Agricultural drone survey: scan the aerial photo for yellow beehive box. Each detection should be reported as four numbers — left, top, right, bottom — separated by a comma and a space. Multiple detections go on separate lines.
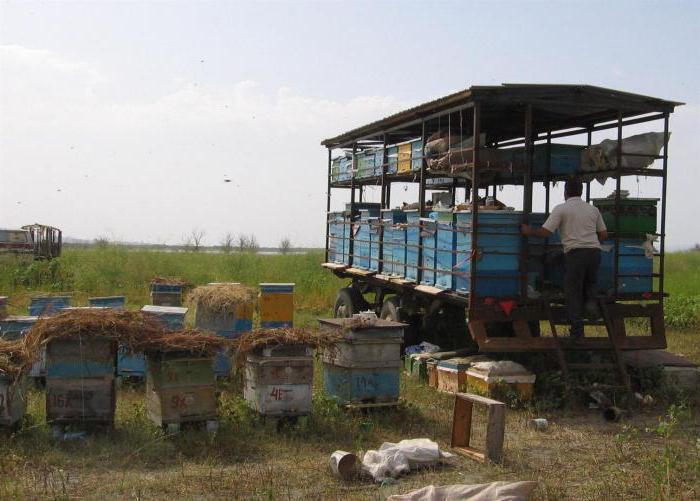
436, 355, 491, 393
466, 360, 536, 401
426, 359, 439, 388
398, 143, 412, 173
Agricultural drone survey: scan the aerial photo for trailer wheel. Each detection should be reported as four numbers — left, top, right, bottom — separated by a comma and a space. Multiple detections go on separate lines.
334, 287, 368, 318
379, 296, 401, 321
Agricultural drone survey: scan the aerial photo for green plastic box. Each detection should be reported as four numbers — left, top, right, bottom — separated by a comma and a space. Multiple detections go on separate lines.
592, 198, 658, 235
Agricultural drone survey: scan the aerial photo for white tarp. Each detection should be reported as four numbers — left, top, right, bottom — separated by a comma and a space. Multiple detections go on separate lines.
387, 481, 538, 501
361, 438, 452, 482
582, 132, 669, 176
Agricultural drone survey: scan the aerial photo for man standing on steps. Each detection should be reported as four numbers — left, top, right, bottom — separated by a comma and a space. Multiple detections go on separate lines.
521, 176, 608, 339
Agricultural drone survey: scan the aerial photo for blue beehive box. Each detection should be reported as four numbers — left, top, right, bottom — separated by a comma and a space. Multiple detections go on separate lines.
599, 239, 653, 293
331, 155, 353, 182
0, 316, 37, 341
410, 139, 423, 172
88, 296, 126, 309
514, 144, 586, 177
328, 212, 347, 264
319, 318, 404, 406
141, 305, 187, 330
453, 211, 523, 297
28, 296, 70, 317
353, 207, 381, 270
88, 298, 144, 378
387, 146, 398, 174
420, 215, 438, 286
404, 210, 421, 281
381, 209, 407, 276
434, 211, 455, 289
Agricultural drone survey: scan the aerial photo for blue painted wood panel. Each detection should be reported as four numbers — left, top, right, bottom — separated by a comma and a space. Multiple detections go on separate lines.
323, 363, 400, 405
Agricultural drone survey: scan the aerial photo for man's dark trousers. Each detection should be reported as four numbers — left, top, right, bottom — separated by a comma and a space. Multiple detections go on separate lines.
564, 248, 601, 338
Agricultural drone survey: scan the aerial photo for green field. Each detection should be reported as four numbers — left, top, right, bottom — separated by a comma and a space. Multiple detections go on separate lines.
1, 247, 699, 499
2, 246, 700, 326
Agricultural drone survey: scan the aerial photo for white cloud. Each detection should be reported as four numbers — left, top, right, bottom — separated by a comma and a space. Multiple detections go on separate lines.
0, 45, 405, 247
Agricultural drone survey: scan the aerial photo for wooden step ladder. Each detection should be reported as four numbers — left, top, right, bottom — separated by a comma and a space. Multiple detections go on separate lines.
543, 299, 631, 391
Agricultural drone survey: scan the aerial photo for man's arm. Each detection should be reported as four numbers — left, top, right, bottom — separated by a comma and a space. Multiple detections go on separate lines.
522, 207, 559, 238
595, 209, 608, 242
521, 224, 552, 238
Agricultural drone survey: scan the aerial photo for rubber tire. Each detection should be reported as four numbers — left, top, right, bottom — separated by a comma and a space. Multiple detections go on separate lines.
380, 296, 401, 321
334, 287, 369, 318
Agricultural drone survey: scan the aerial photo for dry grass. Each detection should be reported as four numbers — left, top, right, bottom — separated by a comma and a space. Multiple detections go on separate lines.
232, 327, 342, 366
0, 337, 31, 378
0, 353, 698, 500
187, 283, 257, 313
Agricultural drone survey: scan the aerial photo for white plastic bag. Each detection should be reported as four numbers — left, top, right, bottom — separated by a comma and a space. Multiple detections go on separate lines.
361, 438, 449, 482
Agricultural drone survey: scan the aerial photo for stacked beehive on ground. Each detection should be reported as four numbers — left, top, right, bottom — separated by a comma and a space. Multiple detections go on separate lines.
319, 318, 404, 408
44, 307, 118, 434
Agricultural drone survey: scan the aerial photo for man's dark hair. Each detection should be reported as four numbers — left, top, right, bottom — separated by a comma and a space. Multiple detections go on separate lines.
565, 176, 583, 198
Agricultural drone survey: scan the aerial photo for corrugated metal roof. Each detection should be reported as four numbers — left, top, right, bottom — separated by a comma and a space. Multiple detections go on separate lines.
321, 84, 683, 148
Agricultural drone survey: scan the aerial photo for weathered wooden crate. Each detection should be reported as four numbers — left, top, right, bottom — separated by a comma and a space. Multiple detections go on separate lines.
0, 374, 28, 428
145, 351, 217, 430
243, 348, 313, 417
45, 337, 117, 427
259, 283, 294, 329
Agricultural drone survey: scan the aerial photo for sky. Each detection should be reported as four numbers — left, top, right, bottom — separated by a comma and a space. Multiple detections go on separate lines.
1, 0, 698, 249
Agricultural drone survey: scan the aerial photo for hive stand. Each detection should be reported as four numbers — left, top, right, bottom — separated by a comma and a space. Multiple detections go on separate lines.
451, 392, 505, 463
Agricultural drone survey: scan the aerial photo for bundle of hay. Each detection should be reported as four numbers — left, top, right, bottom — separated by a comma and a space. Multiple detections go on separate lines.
188, 283, 257, 314
233, 327, 343, 366
25, 309, 230, 357
0, 338, 35, 379
150, 276, 190, 286
138, 329, 230, 355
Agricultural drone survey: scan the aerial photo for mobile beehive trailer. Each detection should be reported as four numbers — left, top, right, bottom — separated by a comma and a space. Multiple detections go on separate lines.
321, 84, 682, 388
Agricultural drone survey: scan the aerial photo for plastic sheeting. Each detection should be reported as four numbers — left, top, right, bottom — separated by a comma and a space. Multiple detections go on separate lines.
405, 341, 441, 355
361, 438, 453, 482
387, 481, 538, 501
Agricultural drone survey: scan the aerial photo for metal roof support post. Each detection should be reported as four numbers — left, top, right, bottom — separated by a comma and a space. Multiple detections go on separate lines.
379, 134, 388, 274
613, 112, 623, 298
417, 119, 427, 284
469, 103, 481, 313
545, 131, 551, 215
325, 148, 332, 262
542, 130, 552, 284
349, 143, 357, 267
521, 105, 534, 299
586, 128, 592, 201
659, 112, 670, 300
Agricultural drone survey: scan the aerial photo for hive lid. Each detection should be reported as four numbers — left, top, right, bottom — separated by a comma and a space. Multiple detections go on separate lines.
437, 355, 491, 370
0, 315, 38, 323
466, 360, 536, 383
319, 318, 407, 330
141, 305, 188, 315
